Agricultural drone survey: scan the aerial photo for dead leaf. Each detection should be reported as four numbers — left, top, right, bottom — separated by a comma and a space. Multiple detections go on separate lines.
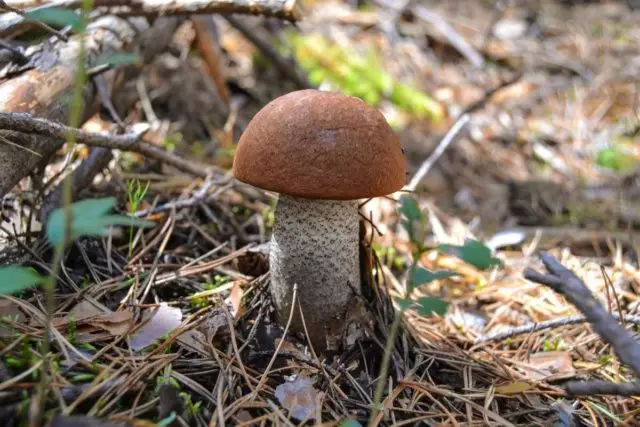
519, 351, 575, 380
198, 309, 229, 343
275, 375, 318, 422
176, 329, 208, 356
225, 280, 244, 319
69, 300, 103, 317
27, 300, 134, 343
87, 310, 134, 336
129, 304, 183, 351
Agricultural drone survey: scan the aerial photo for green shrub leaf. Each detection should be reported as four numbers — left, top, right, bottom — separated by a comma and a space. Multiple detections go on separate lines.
0, 266, 46, 296
438, 240, 502, 270
95, 53, 141, 67
414, 296, 449, 317
410, 267, 457, 291
399, 195, 422, 221
25, 7, 82, 31
395, 296, 448, 317
46, 197, 155, 247
395, 297, 414, 312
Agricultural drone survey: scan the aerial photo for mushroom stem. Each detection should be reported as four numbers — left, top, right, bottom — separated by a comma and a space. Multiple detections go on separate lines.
269, 194, 361, 350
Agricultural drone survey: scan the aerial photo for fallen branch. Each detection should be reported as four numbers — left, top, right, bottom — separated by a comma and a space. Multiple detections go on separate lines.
192, 15, 230, 105
133, 175, 232, 218
564, 380, 640, 397
406, 71, 522, 192
4, 0, 300, 21
0, 14, 189, 198
0, 15, 148, 197
524, 252, 640, 379
0, 0, 68, 40
374, 0, 484, 68
0, 113, 215, 179
474, 314, 640, 345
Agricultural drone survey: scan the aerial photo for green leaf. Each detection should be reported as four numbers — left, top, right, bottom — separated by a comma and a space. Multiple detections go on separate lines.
399, 195, 422, 221
437, 240, 502, 270
413, 296, 449, 317
95, 53, 141, 67
339, 420, 362, 427
25, 7, 82, 31
595, 146, 637, 173
411, 268, 457, 287
400, 218, 413, 235
46, 197, 156, 247
395, 297, 414, 312
157, 411, 177, 427
0, 266, 46, 296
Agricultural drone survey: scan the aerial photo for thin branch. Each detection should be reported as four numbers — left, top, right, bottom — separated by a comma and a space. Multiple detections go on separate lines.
524, 251, 640, 378
0, 0, 69, 41
133, 177, 233, 218
406, 71, 523, 192
0, 39, 29, 64
4, 0, 301, 21
474, 314, 640, 345
405, 114, 470, 193
0, 112, 215, 179
563, 380, 640, 397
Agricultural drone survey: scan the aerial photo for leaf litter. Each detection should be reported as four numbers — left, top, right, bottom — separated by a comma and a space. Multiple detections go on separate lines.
1, 0, 640, 426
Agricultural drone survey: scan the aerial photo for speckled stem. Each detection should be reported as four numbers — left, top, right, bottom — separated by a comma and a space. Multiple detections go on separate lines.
269, 194, 361, 351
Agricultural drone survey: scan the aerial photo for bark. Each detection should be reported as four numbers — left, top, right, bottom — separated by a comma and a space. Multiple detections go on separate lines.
3, 0, 300, 21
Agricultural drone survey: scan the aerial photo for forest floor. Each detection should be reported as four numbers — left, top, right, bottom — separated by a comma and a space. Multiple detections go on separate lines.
1, 0, 640, 426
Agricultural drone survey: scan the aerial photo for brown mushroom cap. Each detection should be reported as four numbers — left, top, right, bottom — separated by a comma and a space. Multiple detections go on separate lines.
232, 89, 406, 200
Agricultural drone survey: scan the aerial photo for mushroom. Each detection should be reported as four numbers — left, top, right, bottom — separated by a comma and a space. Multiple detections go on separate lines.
232, 89, 405, 351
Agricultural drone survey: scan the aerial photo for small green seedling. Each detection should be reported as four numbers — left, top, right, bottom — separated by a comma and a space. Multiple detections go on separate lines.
126, 179, 151, 255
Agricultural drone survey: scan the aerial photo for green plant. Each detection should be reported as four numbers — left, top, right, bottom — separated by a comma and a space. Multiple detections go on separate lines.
595, 142, 637, 173
285, 32, 444, 125
126, 179, 151, 256
66, 313, 77, 345
369, 195, 503, 425
369, 195, 454, 424
180, 391, 202, 417
542, 336, 566, 352
162, 133, 182, 153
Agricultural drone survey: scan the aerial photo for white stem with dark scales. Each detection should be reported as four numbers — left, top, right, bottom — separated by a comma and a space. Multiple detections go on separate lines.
269, 194, 361, 350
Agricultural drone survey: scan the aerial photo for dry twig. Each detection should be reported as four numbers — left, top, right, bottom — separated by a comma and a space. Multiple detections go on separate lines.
524, 252, 640, 380
0, 113, 216, 179
0, 15, 180, 197
407, 71, 523, 192
474, 314, 640, 345
3, 0, 300, 21
564, 380, 640, 397
0, 0, 69, 41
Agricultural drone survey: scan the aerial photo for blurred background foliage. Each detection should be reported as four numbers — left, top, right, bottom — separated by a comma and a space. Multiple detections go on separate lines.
254, 31, 446, 128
